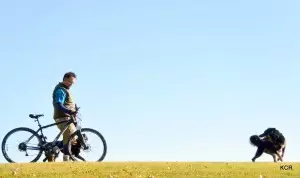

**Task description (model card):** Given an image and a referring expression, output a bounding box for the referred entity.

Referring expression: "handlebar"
[72,105,82,128]
[75,104,80,111]
[71,105,81,119]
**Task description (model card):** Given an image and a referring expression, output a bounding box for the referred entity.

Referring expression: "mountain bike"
[1,106,107,163]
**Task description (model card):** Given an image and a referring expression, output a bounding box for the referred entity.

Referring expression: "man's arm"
[55,88,73,115]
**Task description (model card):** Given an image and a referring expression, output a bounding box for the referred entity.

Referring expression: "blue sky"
[0,0,300,162]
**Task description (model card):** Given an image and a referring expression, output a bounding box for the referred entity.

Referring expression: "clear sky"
[0,0,300,163]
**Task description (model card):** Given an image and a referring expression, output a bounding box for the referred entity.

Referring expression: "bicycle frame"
[24,114,87,151]
[38,119,73,143]
[24,116,71,147]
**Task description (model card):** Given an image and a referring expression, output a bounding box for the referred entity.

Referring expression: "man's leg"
[55,117,77,161]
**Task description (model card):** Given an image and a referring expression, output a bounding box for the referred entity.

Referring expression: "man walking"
[52,72,78,161]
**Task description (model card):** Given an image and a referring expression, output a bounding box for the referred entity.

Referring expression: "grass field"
[0,162,299,178]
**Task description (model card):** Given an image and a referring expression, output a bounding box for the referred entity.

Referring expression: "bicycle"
[1,106,107,163]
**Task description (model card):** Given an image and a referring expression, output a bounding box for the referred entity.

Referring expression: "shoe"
[63,155,69,161]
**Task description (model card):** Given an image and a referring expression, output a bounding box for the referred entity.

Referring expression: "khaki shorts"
[55,117,77,145]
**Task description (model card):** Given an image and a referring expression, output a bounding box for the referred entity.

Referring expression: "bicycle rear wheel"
[67,128,107,162]
[1,127,43,163]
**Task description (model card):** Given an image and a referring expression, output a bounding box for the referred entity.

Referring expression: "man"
[52,72,78,161]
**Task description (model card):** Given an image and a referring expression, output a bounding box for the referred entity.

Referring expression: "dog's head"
[250,135,262,147]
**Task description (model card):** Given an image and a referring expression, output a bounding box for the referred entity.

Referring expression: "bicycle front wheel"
[1,127,43,163]
[67,128,107,162]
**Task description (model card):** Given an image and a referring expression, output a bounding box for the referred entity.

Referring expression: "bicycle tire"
[1,127,43,163]
[67,128,107,162]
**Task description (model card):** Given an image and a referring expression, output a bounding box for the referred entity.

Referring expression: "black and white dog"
[43,134,88,162]
[259,128,286,160]
[249,135,283,162]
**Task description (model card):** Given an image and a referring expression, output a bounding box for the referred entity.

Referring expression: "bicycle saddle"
[29,114,44,119]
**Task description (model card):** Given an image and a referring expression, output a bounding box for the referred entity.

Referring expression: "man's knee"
[55,117,70,130]
[66,123,76,136]
[62,124,76,144]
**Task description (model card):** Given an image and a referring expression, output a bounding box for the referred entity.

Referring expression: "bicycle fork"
[76,130,88,150]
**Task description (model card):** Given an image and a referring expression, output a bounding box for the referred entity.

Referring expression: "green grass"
[0,162,299,178]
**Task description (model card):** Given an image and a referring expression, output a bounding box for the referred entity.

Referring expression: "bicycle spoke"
[24,135,37,144]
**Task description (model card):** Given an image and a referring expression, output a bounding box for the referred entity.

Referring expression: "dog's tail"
[250,135,261,147]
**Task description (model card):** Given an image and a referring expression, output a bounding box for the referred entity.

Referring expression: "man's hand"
[71,110,78,115]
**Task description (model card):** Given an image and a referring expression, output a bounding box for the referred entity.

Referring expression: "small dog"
[43,134,88,162]
[43,141,63,162]
[249,135,283,162]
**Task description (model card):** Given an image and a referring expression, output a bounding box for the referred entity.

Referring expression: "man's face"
[63,76,76,88]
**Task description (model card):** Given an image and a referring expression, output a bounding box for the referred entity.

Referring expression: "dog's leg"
[252,147,264,162]
[47,154,55,162]
[281,145,286,158]
[53,152,59,162]
[70,156,76,161]
[271,154,277,162]
[43,157,47,162]
[276,147,283,161]
[276,144,286,161]
[75,154,86,161]
[275,151,283,162]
